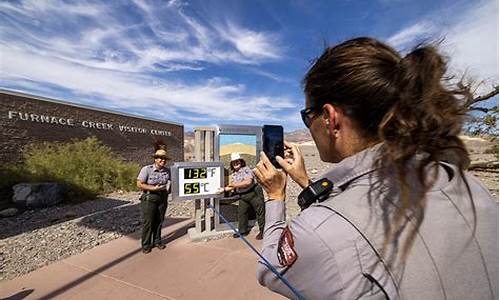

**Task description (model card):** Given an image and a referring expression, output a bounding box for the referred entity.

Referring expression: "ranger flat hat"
[153,149,170,159]
[230,152,242,162]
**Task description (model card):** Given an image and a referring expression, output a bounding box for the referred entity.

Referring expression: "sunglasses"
[154,156,167,160]
[300,106,322,128]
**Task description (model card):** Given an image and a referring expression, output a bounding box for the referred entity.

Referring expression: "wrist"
[267,192,285,201]
[298,177,311,189]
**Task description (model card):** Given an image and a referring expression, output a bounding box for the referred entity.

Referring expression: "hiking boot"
[155,243,166,250]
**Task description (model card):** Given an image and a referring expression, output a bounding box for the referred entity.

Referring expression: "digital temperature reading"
[184,182,200,194]
[184,168,207,179]
[171,162,224,201]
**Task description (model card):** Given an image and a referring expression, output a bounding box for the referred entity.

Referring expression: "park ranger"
[222,152,265,240]
[253,37,498,299]
[137,148,171,254]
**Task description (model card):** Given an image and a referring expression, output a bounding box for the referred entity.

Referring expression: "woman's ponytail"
[377,46,471,258]
[379,46,468,173]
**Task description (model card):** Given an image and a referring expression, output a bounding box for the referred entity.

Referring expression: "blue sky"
[1,0,498,132]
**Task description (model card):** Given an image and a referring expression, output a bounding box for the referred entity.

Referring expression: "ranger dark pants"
[238,186,265,234]
[140,191,168,249]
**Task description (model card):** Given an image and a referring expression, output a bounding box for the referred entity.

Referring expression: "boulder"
[12,183,67,208]
[0,207,19,217]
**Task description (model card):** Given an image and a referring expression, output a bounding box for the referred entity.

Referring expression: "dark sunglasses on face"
[154,156,167,160]
[300,106,322,128]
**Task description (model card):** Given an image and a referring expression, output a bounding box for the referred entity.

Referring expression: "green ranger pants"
[140,192,168,249]
[237,185,265,234]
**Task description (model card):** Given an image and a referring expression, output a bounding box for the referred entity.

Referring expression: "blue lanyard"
[208,204,306,300]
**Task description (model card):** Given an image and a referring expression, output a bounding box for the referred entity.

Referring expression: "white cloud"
[219,22,282,60]
[0,45,294,122]
[387,21,437,49]
[1,0,285,71]
[0,0,296,126]
[387,0,498,86]
[443,0,498,83]
[0,0,104,18]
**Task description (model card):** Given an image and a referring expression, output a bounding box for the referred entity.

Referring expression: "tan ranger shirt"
[257,145,498,300]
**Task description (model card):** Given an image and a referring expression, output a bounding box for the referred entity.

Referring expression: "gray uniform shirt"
[137,164,171,191]
[231,166,254,184]
[231,166,255,194]
[257,145,498,300]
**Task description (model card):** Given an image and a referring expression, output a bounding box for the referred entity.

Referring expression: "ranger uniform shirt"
[257,145,498,300]
[137,164,171,187]
[231,166,255,194]
[231,166,254,184]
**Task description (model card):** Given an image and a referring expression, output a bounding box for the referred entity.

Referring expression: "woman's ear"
[322,104,340,138]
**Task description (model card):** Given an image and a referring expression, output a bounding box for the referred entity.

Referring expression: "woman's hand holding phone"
[276,141,310,189]
[253,152,287,200]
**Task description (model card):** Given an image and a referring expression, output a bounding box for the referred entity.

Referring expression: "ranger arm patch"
[277,226,297,267]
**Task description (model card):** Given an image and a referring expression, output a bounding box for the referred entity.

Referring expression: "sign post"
[186,127,219,240]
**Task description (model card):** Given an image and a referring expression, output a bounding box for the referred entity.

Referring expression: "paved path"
[0,218,284,300]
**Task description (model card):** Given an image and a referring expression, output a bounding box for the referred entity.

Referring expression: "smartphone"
[262,125,284,169]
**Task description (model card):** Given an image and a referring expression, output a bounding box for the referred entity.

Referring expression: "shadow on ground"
[76,202,190,241]
[35,219,192,300]
[0,197,130,239]
[1,288,34,300]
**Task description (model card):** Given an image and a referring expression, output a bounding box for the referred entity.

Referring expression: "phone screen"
[263,125,284,169]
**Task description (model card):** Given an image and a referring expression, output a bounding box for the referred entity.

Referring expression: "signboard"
[171,161,224,201]
[1,90,183,166]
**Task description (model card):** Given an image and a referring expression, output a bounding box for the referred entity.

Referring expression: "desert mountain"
[220,143,256,156]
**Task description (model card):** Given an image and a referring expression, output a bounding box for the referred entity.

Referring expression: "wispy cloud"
[1,44,294,121]
[217,21,282,61]
[387,0,498,86]
[443,0,498,83]
[387,21,437,49]
[0,0,300,128]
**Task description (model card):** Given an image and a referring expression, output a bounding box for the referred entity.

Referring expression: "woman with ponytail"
[254,37,498,299]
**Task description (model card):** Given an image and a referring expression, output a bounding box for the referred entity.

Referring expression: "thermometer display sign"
[171,162,224,201]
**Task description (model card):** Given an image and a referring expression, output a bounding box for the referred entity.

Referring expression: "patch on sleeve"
[277,226,297,267]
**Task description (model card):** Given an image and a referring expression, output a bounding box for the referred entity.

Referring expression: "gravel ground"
[0,192,195,282]
[1,145,497,282]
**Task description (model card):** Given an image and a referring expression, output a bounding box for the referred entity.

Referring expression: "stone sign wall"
[0,90,184,166]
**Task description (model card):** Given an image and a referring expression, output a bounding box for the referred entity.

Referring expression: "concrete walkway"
[0,218,285,300]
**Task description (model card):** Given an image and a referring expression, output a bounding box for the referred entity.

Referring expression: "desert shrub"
[3,137,140,201]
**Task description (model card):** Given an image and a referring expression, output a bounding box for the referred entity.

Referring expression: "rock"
[12,183,67,208]
[64,211,77,219]
[469,161,499,170]
[0,208,19,217]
